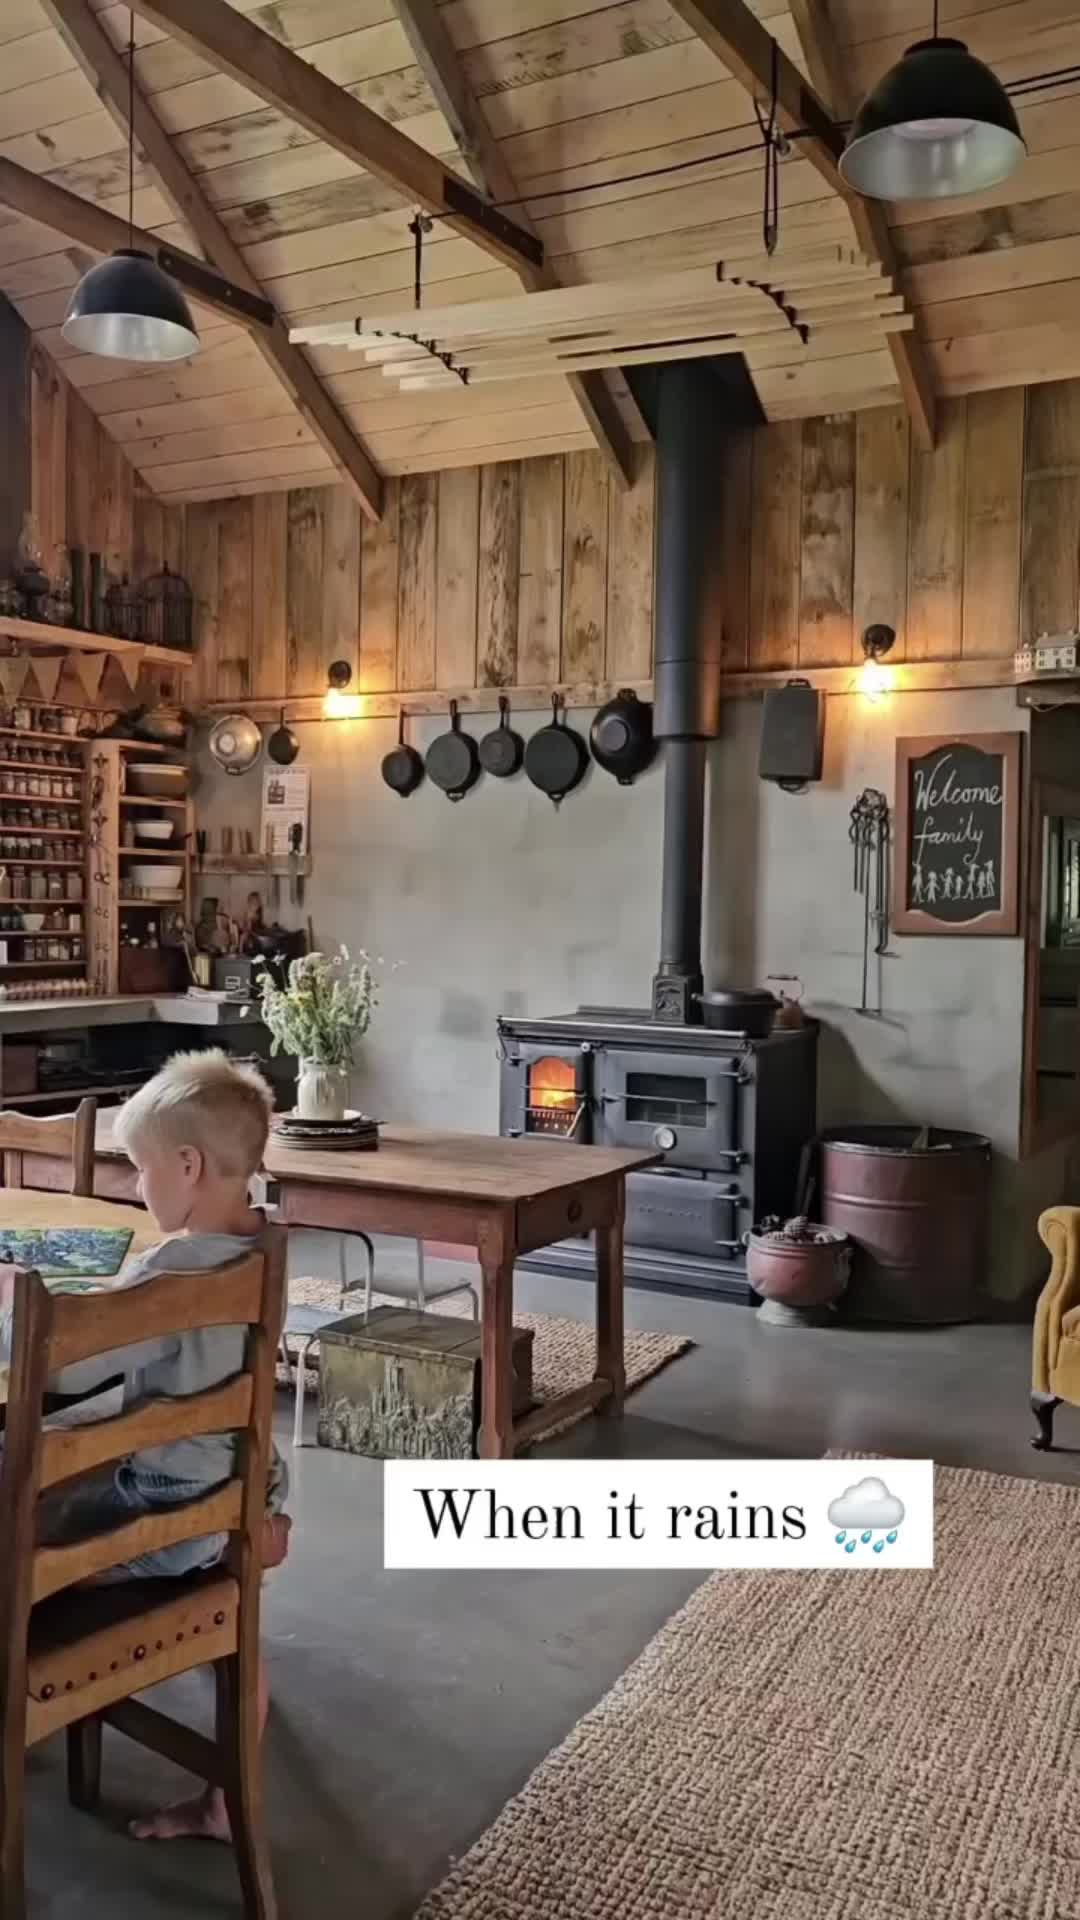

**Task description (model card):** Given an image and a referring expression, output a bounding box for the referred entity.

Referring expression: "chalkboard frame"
[893,731,1022,937]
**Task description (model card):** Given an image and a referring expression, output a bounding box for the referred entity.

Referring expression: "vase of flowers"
[259,947,376,1122]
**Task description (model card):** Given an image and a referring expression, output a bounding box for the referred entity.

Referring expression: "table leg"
[479,1213,515,1460]
[595,1179,626,1417]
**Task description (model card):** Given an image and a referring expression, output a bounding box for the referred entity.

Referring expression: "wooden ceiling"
[0,0,1075,507]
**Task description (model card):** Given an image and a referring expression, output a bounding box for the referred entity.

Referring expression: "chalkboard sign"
[894,733,1022,936]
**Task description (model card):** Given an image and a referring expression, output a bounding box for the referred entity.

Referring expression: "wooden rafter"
[40,0,384,520]
[0,158,267,334]
[390,0,639,483]
[668,0,937,449]
[121,0,541,279]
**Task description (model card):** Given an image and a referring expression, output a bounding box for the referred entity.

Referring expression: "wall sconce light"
[323,659,364,719]
[859,625,896,702]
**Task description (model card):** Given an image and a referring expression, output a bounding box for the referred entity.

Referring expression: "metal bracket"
[441,175,544,271]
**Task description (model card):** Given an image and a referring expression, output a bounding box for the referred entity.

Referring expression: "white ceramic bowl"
[126,763,189,798]
[19,913,45,932]
[134,819,175,843]
[128,864,183,892]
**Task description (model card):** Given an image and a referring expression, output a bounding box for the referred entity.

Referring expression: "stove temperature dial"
[652,1124,677,1152]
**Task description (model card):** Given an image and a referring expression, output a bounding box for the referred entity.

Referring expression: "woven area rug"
[413,1461,1080,1919]
[283,1275,691,1441]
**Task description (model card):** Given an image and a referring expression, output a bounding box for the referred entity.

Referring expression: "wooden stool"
[317,1307,535,1460]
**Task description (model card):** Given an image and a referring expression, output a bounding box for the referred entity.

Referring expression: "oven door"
[626,1169,744,1259]
[499,1041,592,1142]
[594,1047,743,1170]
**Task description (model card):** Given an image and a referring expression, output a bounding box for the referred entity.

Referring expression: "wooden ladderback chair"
[0,1098,97,1196]
[0,1224,286,1919]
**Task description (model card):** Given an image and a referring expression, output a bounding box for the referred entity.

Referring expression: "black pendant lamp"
[839,1,1025,201]
[62,13,198,362]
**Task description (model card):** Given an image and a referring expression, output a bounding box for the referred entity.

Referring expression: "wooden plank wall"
[165,447,658,707]
[724,385,1062,675]
[30,346,140,584]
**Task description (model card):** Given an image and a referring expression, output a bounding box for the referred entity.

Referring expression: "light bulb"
[323,687,364,719]
[859,657,892,702]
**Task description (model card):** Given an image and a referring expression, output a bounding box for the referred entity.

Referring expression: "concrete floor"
[24,1230,1065,1919]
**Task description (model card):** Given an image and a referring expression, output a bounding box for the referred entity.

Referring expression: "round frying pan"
[426,699,480,802]
[524,694,589,806]
[478,696,524,779]
[267,707,300,767]
[381,707,425,797]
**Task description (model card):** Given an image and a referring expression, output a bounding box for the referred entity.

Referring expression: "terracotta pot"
[746,1221,851,1309]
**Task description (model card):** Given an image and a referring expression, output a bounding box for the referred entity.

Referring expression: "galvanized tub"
[819,1125,990,1324]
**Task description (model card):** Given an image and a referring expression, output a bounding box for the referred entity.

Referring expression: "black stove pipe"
[650,362,725,1024]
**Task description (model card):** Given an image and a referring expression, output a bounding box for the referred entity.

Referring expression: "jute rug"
[283,1275,692,1441]
[414,1461,1080,1919]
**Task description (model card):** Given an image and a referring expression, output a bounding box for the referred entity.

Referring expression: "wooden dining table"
[0,1192,154,1403]
[16,1113,657,1457]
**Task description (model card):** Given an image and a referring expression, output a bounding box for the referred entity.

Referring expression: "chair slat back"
[47,1253,265,1373]
[0,1226,286,1661]
[0,1097,97,1196]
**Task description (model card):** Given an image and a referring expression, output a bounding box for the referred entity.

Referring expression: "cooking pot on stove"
[695,988,779,1037]
[589,688,655,785]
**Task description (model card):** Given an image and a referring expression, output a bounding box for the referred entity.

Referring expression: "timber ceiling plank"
[391,0,640,482]
[119,0,545,276]
[40,0,384,517]
[669,0,938,448]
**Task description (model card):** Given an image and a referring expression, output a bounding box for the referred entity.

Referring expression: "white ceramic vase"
[297,1059,349,1122]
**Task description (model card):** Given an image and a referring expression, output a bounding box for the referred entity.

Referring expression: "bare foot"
[129,1787,230,1844]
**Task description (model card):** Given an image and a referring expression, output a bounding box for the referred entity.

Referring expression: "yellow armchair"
[1031,1207,1080,1448]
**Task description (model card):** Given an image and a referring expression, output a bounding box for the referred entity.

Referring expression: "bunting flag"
[68,650,108,703]
[112,645,145,693]
[27,653,63,702]
[0,654,29,702]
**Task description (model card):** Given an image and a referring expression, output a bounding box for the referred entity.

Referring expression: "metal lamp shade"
[839,38,1026,201]
[61,249,199,361]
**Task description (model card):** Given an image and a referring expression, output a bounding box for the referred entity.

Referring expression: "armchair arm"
[1033,1208,1080,1392]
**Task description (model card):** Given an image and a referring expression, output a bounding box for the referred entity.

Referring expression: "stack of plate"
[271,1110,379,1151]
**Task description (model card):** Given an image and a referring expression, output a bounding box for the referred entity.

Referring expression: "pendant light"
[839,0,1026,202]
[62,13,198,362]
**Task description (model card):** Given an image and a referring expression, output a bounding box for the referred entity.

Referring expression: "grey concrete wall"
[194,685,1050,1297]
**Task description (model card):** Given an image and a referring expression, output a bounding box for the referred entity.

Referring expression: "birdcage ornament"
[104,573,142,642]
[139,564,193,652]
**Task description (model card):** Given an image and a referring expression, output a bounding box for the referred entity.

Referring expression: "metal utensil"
[266,825,279,912]
[288,821,301,906]
[295,824,305,909]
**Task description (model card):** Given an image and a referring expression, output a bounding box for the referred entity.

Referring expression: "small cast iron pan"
[590,687,655,785]
[381,707,425,797]
[524,693,589,806]
[478,696,524,779]
[426,699,480,802]
[267,707,300,767]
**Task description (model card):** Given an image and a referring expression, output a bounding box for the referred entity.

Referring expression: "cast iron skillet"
[478,696,524,779]
[524,694,589,806]
[267,707,300,767]
[381,707,425,797]
[590,688,656,785]
[426,699,480,801]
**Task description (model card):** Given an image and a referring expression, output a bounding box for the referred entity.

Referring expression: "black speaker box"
[759,682,824,786]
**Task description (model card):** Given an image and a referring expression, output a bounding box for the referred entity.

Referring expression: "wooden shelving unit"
[0,717,88,994]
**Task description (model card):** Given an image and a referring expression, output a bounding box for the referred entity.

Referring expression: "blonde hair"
[114,1048,273,1179]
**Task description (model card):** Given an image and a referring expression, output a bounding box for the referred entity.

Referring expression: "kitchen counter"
[0,993,264,1034]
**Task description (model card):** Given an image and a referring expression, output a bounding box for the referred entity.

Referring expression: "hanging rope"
[752,37,783,256]
[127,8,135,248]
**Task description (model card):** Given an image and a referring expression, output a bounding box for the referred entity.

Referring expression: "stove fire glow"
[526,1056,579,1136]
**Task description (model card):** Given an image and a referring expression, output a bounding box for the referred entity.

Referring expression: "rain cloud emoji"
[828,1476,904,1555]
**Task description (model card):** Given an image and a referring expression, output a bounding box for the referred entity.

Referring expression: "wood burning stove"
[498,1009,817,1303]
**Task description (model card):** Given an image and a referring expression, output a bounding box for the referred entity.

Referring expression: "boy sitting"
[0,1047,290,1843]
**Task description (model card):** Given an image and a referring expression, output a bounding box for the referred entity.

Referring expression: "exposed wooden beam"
[787,0,851,114]
[122,0,541,279]
[669,0,937,448]
[390,0,640,484]
[0,157,267,334]
[40,0,384,520]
